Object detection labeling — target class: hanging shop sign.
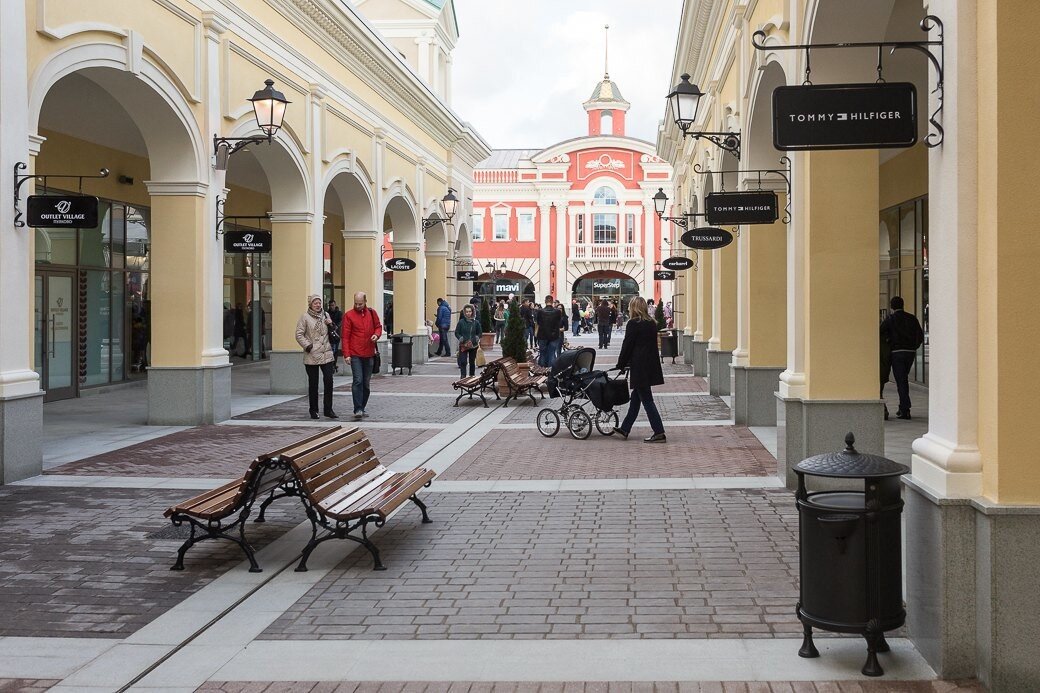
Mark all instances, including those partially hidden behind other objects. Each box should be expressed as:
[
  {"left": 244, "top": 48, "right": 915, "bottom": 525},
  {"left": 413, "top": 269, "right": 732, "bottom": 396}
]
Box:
[
  {"left": 385, "top": 257, "right": 417, "bottom": 271},
  {"left": 662, "top": 256, "right": 695, "bottom": 271},
  {"left": 654, "top": 270, "right": 676, "bottom": 281},
  {"left": 592, "top": 279, "right": 622, "bottom": 291},
  {"left": 26, "top": 194, "right": 99, "bottom": 228},
  {"left": 456, "top": 270, "right": 479, "bottom": 281},
  {"left": 223, "top": 229, "right": 272, "bottom": 253},
  {"left": 681, "top": 227, "right": 734, "bottom": 250},
  {"left": 772, "top": 82, "right": 918, "bottom": 151},
  {"left": 704, "top": 191, "right": 779, "bottom": 225}
]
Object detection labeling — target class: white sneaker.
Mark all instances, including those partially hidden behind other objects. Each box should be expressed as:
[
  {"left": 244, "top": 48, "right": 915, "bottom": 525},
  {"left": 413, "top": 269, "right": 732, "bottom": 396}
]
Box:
[
  {"left": 353, "top": 411, "right": 362, "bottom": 421},
  {"left": 362, "top": 410, "right": 369, "bottom": 418}
]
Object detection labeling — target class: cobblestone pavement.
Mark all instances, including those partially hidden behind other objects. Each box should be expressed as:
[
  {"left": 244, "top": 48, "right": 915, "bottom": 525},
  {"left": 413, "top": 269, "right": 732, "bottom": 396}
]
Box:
[
  {"left": 260, "top": 489, "right": 799, "bottom": 640},
  {"left": 236, "top": 396, "right": 475, "bottom": 423},
  {"left": 196, "top": 682, "right": 985, "bottom": 693},
  {"left": 499, "top": 395, "right": 731, "bottom": 425},
  {"left": 337, "top": 375, "right": 461, "bottom": 394},
  {"left": 0, "top": 486, "right": 299, "bottom": 638},
  {"left": 440, "top": 428, "right": 773, "bottom": 480},
  {"left": 47, "top": 425, "right": 437, "bottom": 477}
]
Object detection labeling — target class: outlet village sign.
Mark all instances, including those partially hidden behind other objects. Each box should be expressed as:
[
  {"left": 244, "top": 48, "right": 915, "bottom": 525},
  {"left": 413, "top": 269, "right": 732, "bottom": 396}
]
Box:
[{"left": 772, "top": 82, "right": 918, "bottom": 150}]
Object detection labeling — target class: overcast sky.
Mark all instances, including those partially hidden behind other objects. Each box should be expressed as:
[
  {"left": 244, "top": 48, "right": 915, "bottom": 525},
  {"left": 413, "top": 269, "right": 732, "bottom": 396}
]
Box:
[{"left": 451, "top": 0, "right": 683, "bottom": 151}]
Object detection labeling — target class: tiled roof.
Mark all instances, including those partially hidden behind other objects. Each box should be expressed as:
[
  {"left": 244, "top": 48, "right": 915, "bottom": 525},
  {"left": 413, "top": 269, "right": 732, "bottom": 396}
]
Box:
[
  {"left": 585, "top": 78, "right": 629, "bottom": 106},
  {"left": 475, "top": 149, "right": 540, "bottom": 169}
]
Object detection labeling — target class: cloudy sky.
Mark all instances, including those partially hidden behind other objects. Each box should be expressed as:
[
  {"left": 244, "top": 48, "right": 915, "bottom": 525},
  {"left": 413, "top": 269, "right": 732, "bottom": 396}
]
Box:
[{"left": 451, "top": 0, "right": 684, "bottom": 150}]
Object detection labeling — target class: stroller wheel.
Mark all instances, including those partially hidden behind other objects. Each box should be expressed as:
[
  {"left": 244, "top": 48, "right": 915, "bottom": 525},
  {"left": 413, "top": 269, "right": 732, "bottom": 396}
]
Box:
[
  {"left": 567, "top": 409, "right": 593, "bottom": 440},
  {"left": 536, "top": 408, "right": 561, "bottom": 438},
  {"left": 596, "top": 410, "right": 620, "bottom": 436}
]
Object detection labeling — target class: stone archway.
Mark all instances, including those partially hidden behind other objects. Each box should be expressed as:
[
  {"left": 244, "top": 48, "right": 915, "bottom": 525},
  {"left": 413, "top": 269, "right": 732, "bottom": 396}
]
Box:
[
  {"left": 382, "top": 193, "right": 426, "bottom": 358},
  {"left": 324, "top": 166, "right": 376, "bottom": 323}
]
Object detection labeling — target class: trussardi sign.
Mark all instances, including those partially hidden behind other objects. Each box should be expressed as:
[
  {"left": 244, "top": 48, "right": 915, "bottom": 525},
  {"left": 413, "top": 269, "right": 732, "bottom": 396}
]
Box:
[
  {"left": 772, "top": 83, "right": 917, "bottom": 150},
  {"left": 704, "top": 191, "right": 779, "bottom": 225},
  {"left": 27, "top": 195, "right": 99, "bottom": 228},
  {"left": 680, "top": 227, "right": 734, "bottom": 250}
]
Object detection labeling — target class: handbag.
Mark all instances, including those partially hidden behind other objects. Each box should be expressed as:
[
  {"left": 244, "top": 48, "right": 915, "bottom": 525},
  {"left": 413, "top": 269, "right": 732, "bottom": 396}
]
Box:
[
  {"left": 368, "top": 309, "right": 381, "bottom": 374},
  {"left": 475, "top": 346, "right": 486, "bottom": 367}
]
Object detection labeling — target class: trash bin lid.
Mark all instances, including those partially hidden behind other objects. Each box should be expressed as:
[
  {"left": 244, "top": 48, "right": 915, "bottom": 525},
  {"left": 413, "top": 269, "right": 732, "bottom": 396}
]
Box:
[
  {"left": 805, "top": 491, "right": 866, "bottom": 510},
  {"left": 795, "top": 433, "right": 909, "bottom": 479}
]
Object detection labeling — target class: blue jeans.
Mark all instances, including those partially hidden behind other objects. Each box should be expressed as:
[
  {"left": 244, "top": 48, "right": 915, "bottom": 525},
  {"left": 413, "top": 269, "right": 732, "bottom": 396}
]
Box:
[
  {"left": 436, "top": 326, "right": 450, "bottom": 355},
  {"left": 538, "top": 337, "right": 562, "bottom": 368},
  {"left": 525, "top": 325, "right": 534, "bottom": 347},
  {"left": 350, "top": 356, "right": 374, "bottom": 414},
  {"left": 620, "top": 386, "right": 664, "bottom": 435},
  {"left": 573, "top": 319, "right": 580, "bottom": 337}
]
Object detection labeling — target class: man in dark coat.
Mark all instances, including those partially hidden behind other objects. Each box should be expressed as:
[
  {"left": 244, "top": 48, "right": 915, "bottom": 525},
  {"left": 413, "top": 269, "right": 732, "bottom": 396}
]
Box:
[
  {"left": 614, "top": 297, "right": 666, "bottom": 443},
  {"left": 535, "top": 295, "right": 563, "bottom": 367},
  {"left": 879, "top": 296, "right": 924, "bottom": 419},
  {"left": 595, "top": 299, "right": 612, "bottom": 349}
]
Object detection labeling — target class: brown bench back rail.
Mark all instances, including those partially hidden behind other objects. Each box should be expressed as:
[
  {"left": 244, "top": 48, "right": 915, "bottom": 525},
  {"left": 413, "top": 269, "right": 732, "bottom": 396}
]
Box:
[
  {"left": 452, "top": 361, "right": 501, "bottom": 407},
  {"left": 163, "top": 426, "right": 339, "bottom": 572},
  {"left": 493, "top": 357, "right": 548, "bottom": 407},
  {"left": 274, "top": 426, "right": 436, "bottom": 572}
]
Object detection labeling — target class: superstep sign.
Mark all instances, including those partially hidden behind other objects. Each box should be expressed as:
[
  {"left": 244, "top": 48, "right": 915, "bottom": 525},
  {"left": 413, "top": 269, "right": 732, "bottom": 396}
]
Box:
[{"left": 773, "top": 82, "right": 917, "bottom": 151}]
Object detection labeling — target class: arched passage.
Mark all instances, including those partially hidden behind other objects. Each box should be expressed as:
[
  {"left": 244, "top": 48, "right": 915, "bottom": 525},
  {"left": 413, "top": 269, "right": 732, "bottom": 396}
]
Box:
[
  {"left": 572, "top": 270, "right": 640, "bottom": 317},
  {"left": 323, "top": 168, "right": 376, "bottom": 317},
  {"left": 382, "top": 193, "right": 425, "bottom": 356},
  {"left": 476, "top": 270, "right": 535, "bottom": 303}
]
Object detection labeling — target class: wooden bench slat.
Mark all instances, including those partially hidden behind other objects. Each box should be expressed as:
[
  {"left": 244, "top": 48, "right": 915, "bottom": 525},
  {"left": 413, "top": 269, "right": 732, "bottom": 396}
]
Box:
[
  {"left": 279, "top": 427, "right": 362, "bottom": 465},
  {"left": 307, "top": 450, "right": 380, "bottom": 504},
  {"left": 321, "top": 467, "right": 398, "bottom": 516},
  {"left": 165, "top": 479, "right": 246, "bottom": 519},
  {"left": 257, "top": 426, "right": 341, "bottom": 462},
  {"left": 294, "top": 438, "right": 374, "bottom": 487},
  {"left": 335, "top": 467, "right": 434, "bottom": 520}
]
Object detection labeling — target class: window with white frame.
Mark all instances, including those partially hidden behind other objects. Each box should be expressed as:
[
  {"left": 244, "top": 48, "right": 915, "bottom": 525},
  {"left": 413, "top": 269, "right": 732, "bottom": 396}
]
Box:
[
  {"left": 518, "top": 212, "right": 535, "bottom": 241},
  {"left": 593, "top": 213, "right": 618, "bottom": 244},
  {"left": 493, "top": 214, "right": 509, "bottom": 241},
  {"left": 626, "top": 214, "right": 635, "bottom": 244},
  {"left": 593, "top": 186, "right": 618, "bottom": 205},
  {"left": 576, "top": 214, "right": 584, "bottom": 244},
  {"left": 472, "top": 212, "right": 484, "bottom": 241}
]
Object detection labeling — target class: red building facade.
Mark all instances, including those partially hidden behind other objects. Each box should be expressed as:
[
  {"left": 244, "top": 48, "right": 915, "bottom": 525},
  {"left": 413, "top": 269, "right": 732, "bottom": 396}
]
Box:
[{"left": 471, "top": 76, "right": 674, "bottom": 310}]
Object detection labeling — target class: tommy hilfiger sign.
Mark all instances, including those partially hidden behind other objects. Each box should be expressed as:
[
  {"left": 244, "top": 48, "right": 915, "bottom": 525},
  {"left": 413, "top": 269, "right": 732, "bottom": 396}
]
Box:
[
  {"left": 772, "top": 82, "right": 918, "bottom": 150},
  {"left": 224, "top": 229, "right": 272, "bottom": 253},
  {"left": 704, "top": 191, "right": 779, "bottom": 225},
  {"left": 26, "top": 195, "right": 99, "bottom": 228}
]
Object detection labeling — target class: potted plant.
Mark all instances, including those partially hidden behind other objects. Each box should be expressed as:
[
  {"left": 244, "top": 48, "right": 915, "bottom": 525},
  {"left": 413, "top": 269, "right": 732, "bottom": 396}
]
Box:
[
  {"left": 498, "top": 299, "right": 530, "bottom": 389},
  {"left": 479, "top": 296, "right": 496, "bottom": 349}
]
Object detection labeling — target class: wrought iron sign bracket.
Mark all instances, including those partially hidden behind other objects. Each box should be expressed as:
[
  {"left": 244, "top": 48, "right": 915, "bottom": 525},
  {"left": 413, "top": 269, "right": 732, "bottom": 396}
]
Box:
[
  {"left": 682, "top": 131, "right": 741, "bottom": 159},
  {"left": 752, "top": 15, "right": 945, "bottom": 146},
  {"left": 692, "top": 156, "right": 793, "bottom": 223},
  {"left": 13, "top": 162, "right": 109, "bottom": 228},
  {"left": 213, "top": 133, "right": 274, "bottom": 160},
  {"left": 215, "top": 196, "right": 270, "bottom": 240},
  {"left": 421, "top": 216, "right": 450, "bottom": 231},
  {"left": 660, "top": 211, "right": 707, "bottom": 229}
]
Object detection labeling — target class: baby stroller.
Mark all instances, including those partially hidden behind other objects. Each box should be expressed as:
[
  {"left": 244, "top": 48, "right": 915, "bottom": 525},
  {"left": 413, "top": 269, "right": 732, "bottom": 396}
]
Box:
[{"left": 537, "top": 347, "right": 630, "bottom": 439}]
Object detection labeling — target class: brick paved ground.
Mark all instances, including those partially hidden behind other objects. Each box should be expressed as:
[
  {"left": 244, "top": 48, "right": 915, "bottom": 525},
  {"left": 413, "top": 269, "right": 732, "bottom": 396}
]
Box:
[
  {"left": 237, "top": 396, "right": 474, "bottom": 423},
  {"left": 0, "top": 486, "right": 299, "bottom": 638},
  {"left": 48, "top": 425, "right": 437, "bottom": 477},
  {"left": 499, "top": 395, "right": 730, "bottom": 425},
  {"left": 440, "top": 428, "right": 772, "bottom": 480},
  {"left": 653, "top": 377, "right": 710, "bottom": 394},
  {"left": 196, "top": 682, "right": 986, "bottom": 693},
  {"left": 260, "top": 489, "right": 800, "bottom": 640},
  {"left": 337, "top": 375, "right": 461, "bottom": 394}
]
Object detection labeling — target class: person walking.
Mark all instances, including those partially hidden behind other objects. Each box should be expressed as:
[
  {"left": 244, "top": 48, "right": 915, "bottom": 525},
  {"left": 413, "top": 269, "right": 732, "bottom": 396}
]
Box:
[
  {"left": 596, "top": 299, "right": 612, "bottom": 349},
  {"left": 571, "top": 299, "right": 581, "bottom": 338},
  {"left": 609, "top": 301, "right": 619, "bottom": 336},
  {"left": 341, "top": 291, "right": 382, "bottom": 421},
  {"left": 535, "top": 296, "right": 563, "bottom": 368},
  {"left": 613, "top": 296, "right": 666, "bottom": 443},
  {"left": 455, "top": 303, "right": 482, "bottom": 378},
  {"left": 434, "top": 297, "right": 452, "bottom": 357},
  {"left": 879, "top": 296, "right": 924, "bottom": 420},
  {"left": 521, "top": 299, "right": 535, "bottom": 348},
  {"left": 470, "top": 291, "right": 481, "bottom": 309},
  {"left": 295, "top": 295, "right": 338, "bottom": 420},
  {"left": 493, "top": 299, "right": 507, "bottom": 344},
  {"left": 327, "top": 299, "right": 343, "bottom": 373}
]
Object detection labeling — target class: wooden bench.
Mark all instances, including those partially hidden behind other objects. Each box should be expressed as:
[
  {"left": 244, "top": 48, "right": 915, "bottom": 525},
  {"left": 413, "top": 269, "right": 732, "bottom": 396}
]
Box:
[
  {"left": 164, "top": 428, "right": 339, "bottom": 572},
  {"left": 494, "top": 357, "right": 547, "bottom": 407},
  {"left": 452, "top": 361, "right": 501, "bottom": 407},
  {"left": 274, "top": 426, "right": 436, "bottom": 572}
]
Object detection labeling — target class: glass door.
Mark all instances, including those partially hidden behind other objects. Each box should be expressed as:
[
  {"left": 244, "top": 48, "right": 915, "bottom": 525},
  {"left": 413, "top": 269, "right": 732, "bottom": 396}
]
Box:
[{"left": 36, "top": 270, "right": 77, "bottom": 401}]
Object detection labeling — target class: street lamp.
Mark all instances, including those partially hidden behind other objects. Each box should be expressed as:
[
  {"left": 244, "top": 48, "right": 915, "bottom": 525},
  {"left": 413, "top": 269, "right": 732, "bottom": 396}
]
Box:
[
  {"left": 213, "top": 80, "right": 290, "bottom": 169},
  {"left": 666, "top": 73, "right": 741, "bottom": 158},
  {"left": 422, "top": 189, "right": 460, "bottom": 231},
  {"left": 652, "top": 188, "right": 705, "bottom": 229}
]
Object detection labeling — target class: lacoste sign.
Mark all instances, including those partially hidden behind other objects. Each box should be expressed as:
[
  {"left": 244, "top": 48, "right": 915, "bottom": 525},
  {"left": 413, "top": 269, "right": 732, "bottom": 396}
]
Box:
[
  {"left": 385, "top": 257, "right": 417, "bottom": 271},
  {"left": 224, "top": 229, "right": 272, "bottom": 253},
  {"left": 27, "top": 195, "right": 99, "bottom": 228},
  {"left": 772, "top": 82, "right": 918, "bottom": 150}
]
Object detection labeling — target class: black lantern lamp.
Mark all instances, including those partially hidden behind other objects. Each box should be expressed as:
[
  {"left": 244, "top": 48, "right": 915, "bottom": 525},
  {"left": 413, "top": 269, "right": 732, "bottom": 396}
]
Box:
[
  {"left": 423, "top": 188, "right": 460, "bottom": 231},
  {"left": 666, "top": 73, "right": 741, "bottom": 158},
  {"left": 652, "top": 188, "right": 704, "bottom": 229},
  {"left": 214, "top": 79, "right": 290, "bottom": 169}
]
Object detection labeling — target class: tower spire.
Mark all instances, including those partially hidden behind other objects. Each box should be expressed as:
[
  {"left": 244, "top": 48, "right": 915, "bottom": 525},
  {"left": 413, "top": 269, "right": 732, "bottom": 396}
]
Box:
[{"left": 604, "top": 24, "right": 610, "bottom": 80}]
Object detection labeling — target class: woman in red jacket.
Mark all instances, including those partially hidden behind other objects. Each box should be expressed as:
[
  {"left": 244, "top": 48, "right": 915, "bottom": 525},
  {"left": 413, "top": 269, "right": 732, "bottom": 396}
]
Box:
[{"left": 340, "top": 291, "right": 382, "bottom": 420}]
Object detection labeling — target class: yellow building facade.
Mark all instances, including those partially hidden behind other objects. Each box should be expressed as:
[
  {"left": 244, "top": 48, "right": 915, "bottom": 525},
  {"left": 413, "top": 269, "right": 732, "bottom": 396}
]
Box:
[
  {"left": 0, "top": 0, "right": 488, "bottom": 479},
  {"left": 659, "top": 0, "right": 1040, "bottom": 688}
]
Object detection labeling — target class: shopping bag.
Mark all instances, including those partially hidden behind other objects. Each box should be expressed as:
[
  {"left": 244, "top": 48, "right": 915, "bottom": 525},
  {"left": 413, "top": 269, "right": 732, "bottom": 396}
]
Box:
[{"left": 475, "top": 346, "right": 486, "bottom": 367}]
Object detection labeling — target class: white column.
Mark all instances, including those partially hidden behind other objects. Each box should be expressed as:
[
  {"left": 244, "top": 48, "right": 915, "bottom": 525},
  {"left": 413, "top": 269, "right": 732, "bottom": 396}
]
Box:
[
  {"left": 778, "top": 151, "right": 807, "bottom": 399},
  {"left": 556, "top": 204, "right": 570, "bottom": 304},
  {"left": 370, "top": 128, "right": 386, "bottom": 322},
  {"left": 203, "top": 12, "right": 230, "bottom": 365},
  {"left": 911, "top": 0, "right": 981, "bottom": 497},
  {"left": 641, "top": 201, "right": 655, "bottom": 298},
  {"left": 538, "top": 202, "right": 551, "bottom": 297},
  {"left": 415, "top": 37, "right": 432, "bottom": 85}
]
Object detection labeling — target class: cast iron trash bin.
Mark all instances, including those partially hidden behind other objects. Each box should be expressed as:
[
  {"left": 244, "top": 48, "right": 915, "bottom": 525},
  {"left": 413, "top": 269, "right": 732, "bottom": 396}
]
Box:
[
  {"left": 658, "top": 329, "right": 678, "bottom": 363},
  {"left": 391, "top": 332, "right": 412, "bottom": 375},
  {"left": 794, "top": 433, "right": 909, "bottom": 677}
]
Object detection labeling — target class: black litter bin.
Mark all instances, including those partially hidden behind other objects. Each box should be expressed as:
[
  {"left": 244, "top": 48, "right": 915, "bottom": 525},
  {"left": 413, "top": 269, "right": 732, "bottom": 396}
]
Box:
[
  {"left": 391, "top": 332, "right": 413, "bottom": 375},
  {"left": 794, "top": 433, "right": 909, "bottom": 677},
  {"left": 659, "top": 329, "right": 678, "bottom": 363}
]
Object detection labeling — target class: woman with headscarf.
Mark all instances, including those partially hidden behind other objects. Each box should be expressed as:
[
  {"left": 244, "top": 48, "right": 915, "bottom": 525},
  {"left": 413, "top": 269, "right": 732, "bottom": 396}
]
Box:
[
  {"left": 295, "top": 295, "right": 338, "bottom": 420},
  {"left": 613, "top": 296, "right": 666, "bottom": 443}
]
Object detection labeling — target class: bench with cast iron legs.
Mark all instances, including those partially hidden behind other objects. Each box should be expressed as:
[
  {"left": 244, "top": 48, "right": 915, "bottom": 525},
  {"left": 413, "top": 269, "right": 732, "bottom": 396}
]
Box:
[
  {"left": 163, "top": 428, "right": 339, "bottom": 572},
  {"left": 273, "top": 426, "right": 435, "bottom": 572},
  {"left": 494, "top": 357, "right": 547, "bottom": 407},
  {"left": 452, "top": 361, "right": 501, "bottom": 407}
]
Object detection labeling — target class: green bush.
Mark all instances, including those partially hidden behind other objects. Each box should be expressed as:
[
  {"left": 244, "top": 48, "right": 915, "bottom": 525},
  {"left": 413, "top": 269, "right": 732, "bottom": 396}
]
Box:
[
  {"left": 501, "top": 299, "right": 527, "bottom": 362},
  {"left": 480, "top": 297, "right": 493, "bottom": 333},
  {"left": 654, "top": 300, "right": 666, "bottom": 330}
]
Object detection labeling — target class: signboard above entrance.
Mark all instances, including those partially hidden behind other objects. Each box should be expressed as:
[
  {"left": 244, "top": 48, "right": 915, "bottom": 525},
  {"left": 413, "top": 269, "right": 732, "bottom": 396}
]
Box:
[
  {"left": 26, "top": 194, "right": 99, "bottom": 228},
  {"left": 491, "top": 282, "right": 521, "bottom": 295},
  {"left": 705, "top": 191, "right": 779, "bottom": 225},
  {"left": 661, "top": 256, "right": 695, "bottom": 271},
  {"left": 772, "top": 82, "right": 918, "bottom": 151},
  {"left": 385, "top": 257, "right": 417, "bottom": 272},
  {"left": 456, "top": 270, "right": 479, "bottom": 281},
  {"left": 680, "top": 228, "right": 734, "bottom": 250},
  {"left": 224, "top": 229, "right": 272, "bottom": 253},
  {"left": 592, "top": 279, "right": 621, "bottom": 291},
  {"left": 653, "top": 270, "right": 675, "bottom": 281}
]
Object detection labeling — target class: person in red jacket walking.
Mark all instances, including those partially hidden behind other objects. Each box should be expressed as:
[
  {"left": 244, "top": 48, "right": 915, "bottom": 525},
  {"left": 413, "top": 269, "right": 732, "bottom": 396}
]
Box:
[{"left": 341, "top": 291, "right": 382, "bottom": 420}]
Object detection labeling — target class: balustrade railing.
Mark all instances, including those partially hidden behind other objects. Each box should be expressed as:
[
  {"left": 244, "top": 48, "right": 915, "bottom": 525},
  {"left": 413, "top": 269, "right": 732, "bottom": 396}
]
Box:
[{"left": 568, "top": 243, "right": 641, "bottom": 260}]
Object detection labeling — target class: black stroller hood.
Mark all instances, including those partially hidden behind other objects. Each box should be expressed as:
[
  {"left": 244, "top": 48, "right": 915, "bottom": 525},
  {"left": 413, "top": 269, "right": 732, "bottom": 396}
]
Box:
[{"left": 550, "top": 347, "right": 596, "bottom": 378}]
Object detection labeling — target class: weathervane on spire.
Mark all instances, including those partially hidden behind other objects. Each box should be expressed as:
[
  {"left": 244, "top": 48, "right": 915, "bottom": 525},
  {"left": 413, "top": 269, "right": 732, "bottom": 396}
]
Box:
[{"left": 604, "top": 24, "right": 610, "bottom": 80}]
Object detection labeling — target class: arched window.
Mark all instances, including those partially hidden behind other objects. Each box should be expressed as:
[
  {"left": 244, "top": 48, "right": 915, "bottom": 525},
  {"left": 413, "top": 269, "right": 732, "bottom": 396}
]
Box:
[
  {"left": 600, "top": 110, "right": 614, "bottom": 135},
  {"left": 593, "top": 186, "right": 618, "bottom": 205}
]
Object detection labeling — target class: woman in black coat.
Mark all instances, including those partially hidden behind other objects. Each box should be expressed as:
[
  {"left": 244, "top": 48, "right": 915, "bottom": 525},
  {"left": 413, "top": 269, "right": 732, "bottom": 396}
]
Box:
[{"left": 613, "top": 296, "right": 666, "bottom": 443}]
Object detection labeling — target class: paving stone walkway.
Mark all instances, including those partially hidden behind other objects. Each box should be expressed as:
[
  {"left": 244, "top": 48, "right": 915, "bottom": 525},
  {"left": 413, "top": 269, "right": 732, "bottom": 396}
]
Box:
[
  {"left": 238, "top": 395, "right": 477, "bottom": 423},
  {"left": 196, "top": 681, "right": 984, "bottom": 693}
]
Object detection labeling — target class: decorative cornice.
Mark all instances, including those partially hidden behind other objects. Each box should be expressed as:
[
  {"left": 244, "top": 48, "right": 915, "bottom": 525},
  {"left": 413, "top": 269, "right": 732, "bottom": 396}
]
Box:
[
  {"left": 269, "top": 212, "right": 315, "bottom": 223},
  {"left": 144, "top": 181, "right": 208, "bottom": 197}
]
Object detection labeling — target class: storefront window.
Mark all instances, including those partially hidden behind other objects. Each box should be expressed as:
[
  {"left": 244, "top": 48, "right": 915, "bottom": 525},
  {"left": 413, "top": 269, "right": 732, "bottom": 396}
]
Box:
[{"left": 879, "top": 196, "right": 928, "bottom": 384}]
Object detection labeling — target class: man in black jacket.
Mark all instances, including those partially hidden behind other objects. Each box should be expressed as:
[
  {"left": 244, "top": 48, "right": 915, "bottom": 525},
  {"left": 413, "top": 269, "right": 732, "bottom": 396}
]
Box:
[
  {"left": 880, "top": 296, "right": 924, "bottom": 419},
  {"left": 535, "top": 295, "right": 563, "bottom": 367}
]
